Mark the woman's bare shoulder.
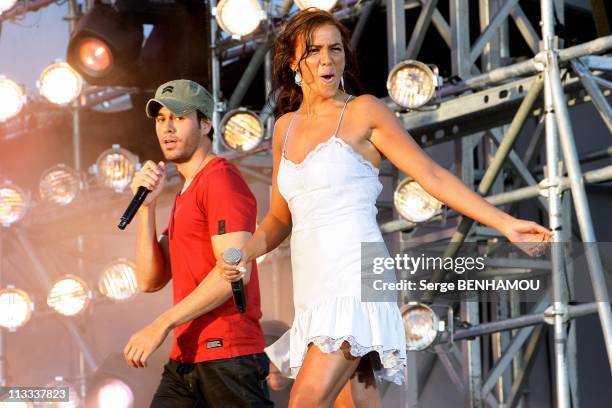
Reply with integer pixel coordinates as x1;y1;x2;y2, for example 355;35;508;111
272;111;297;147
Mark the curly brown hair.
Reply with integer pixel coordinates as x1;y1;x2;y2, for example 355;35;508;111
272;8;361;115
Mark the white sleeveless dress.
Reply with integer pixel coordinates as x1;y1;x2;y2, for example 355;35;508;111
265;96;407;384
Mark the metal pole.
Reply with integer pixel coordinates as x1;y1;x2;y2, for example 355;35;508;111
210;0;223;154
541;3;612;372
380;165;612;234
450;303;599;340
351;0;377;49
571;59;612;133
540;2;571;405
438;35;612;97
386;0;406;71
228;39;273;110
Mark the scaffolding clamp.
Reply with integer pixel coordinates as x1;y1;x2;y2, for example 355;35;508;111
544;303;569;325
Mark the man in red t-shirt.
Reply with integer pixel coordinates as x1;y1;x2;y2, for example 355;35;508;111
123;79;272;407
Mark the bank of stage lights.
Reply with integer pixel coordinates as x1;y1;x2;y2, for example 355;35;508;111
38;62;83;106
0;60;81;123
0;0;17;15
401;302;446;351
220;109;265;152
387;60;442;110
0;182;28;227
0;77;25;122
39;164;81;206
394;177;443;223
93;144;139;193
0;260;138;331
0;287;34;331
295;0;338;11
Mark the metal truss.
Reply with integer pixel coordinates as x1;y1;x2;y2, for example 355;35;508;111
381;1;612;407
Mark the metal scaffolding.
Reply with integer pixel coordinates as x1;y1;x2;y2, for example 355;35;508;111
380;1;612;407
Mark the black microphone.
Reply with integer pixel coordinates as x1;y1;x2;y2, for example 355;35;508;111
223;247;247;314
118;186;150;230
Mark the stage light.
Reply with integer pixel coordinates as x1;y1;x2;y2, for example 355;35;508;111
94;145;139;192
216;0;265;37
0;0;17;14
39;164;81;206
67;4;143;86
99;259;138;302
77;37;113;76
0;402;33;408
47;275;90;317
90;378;134;408
0;182;28;227
0;287;33;331
0;77;25;122
387;60;440;109
295;0;338;11
43;376;81;408
394;178;442;223
220;109;264;152
86;353;165;407
38;62;83;105
401;302;444;351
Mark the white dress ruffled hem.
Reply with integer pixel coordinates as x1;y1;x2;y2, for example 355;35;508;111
265;296;407;385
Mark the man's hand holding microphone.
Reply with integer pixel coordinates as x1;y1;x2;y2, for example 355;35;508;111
117;161;166;229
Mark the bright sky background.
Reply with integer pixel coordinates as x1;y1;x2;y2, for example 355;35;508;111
0;3;70;95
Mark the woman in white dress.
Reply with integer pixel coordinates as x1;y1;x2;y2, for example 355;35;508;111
219;9;551;407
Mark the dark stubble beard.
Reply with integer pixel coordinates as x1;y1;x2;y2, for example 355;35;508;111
163;131;205;164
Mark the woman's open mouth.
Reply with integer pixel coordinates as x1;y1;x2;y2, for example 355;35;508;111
320;73;335;84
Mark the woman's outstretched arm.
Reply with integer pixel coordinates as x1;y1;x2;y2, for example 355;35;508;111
357;94;552;244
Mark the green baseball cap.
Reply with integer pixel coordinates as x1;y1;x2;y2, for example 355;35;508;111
145;79;214;119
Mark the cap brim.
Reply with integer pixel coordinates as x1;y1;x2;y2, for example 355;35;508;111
145;97;197;118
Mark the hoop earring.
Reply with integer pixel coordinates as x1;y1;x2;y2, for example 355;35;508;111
340;76;345;91
294;71;302;86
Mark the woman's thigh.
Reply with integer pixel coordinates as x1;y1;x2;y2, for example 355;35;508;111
289;341;361;407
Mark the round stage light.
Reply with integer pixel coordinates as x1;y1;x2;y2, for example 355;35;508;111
94;145;138;192
0;77;25;122
401;302;442;351
295;0;338;11
394;178;442;223
47;275;90;317
39;164;81;206
0;0;17;14
99;259;138;302
39;62;83;106
216;0;264;37
0;287;33;331
220;109;264;152
387;60;439;109
0;402;33;408
90;378;134;408
0;182;28;227
77;37;113;77
44;377;81;408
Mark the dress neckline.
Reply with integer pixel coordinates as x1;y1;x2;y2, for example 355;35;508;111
281;134;379;175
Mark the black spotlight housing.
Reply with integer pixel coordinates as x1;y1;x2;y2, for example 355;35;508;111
67;2;210;88
67;4;144;86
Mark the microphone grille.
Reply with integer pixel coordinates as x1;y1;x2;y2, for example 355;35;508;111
223;247;242;265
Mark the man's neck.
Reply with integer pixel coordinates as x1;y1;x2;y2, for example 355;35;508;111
177;148;214;182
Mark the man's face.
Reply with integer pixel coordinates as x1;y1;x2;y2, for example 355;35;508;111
155;107;210;163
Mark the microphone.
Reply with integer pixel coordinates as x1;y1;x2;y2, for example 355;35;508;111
223;247;247;314
118;186;150;230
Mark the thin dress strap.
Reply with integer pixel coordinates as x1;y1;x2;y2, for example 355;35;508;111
282;113;297;156
333;95;352;136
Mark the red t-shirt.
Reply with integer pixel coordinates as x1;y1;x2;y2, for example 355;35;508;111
164;156;265;362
